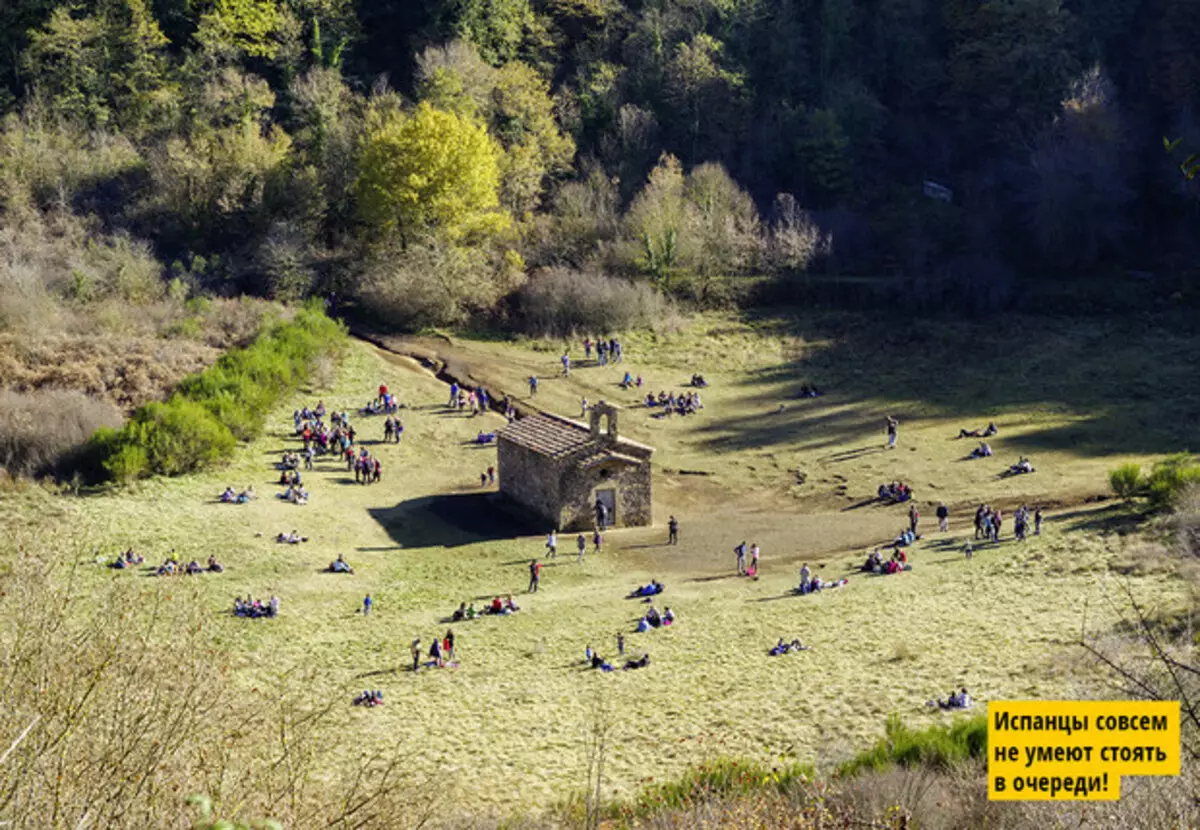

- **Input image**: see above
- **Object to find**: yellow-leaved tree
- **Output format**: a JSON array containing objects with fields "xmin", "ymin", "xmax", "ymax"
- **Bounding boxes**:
[{"xmin": 355, "ymin": 101, "xmax": 508, "ymax": 246}]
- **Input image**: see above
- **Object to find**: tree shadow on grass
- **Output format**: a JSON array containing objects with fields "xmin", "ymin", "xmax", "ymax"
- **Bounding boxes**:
[
  {"xmin": 692, "ymin": 309, "xmax": 1200, "ymax": 457},
  {"xmin": 368, "ymin": 493, "xmax": 540, "ymax": 549}
]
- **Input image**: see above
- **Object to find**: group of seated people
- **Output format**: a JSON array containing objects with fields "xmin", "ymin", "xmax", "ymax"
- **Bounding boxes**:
[
  {"xmin": 890, "ymin": 528, "xmax": 918, "ymax": 548},
  {"xmin": 327, "ymin": 554, "xmax": 354, "ymax": 574},
  {"xmin": 636, "ymin": 606, "xmax": 674, "ymax": 632},
  {"xmin": 233, "ymin": 595, "xmax": 279, "ymax": 618},
  {"xmin": 796, "ymin": 384, "xmax": 823, "ymax": 398},
  {"xmin": 219, "ymin": 486, "xmax": 256, "ymax": 504},
  {"xmin": 451, "ymin": 595, "xmax": 520, "ymax": 621},
  {"xmin": 796, "ymin": 574, "xmax": 847, "ymax": 594},
  {"xmin": 279, "ymin": 485, "xmax": 309, "ymax": 505},
  {"xmin": 619, "ymin": 372, "xmax": 644, "ymax": 389},
  {"xmin": 109, "ymin": 548, "xmax": 145, "ymax": 569},
  {"xmin": 628, "ymin": 579, "xmax": 664, "ymax": 598},
  {"xmin": 587, "ymin": 650, "xmax": 651, "ymax": 672},
  {"xmin": 645, "ymin": 390, "xmax": 703, "ymax": 416},
  {"xmin": 158, "ymin": 555, "xmax": 223, "ymax": 576},
  {"xmin": 768, "ymin": 638, "xmax": 811, "ymax": 656},
  {"xmin": 353, "ymin": 690, "xmax": 385, "ymax": 707},
  {"xmin": 863, "ymin": 547, "xmax": 909, "ymax": 575},
  {"xmin": 958, "ymin": 422, "xmax": 998, "ymax": 439},
  {"xmin": 361, "ymin": 393, "xmax": 399, "ymax": 415},
  {"xmin": 689, "ymin": 374, "xmax": 709, "ymax": 388},
  {"xmin": 877, "ymin": 481, "xmax": 912, "ymax": 503},
  {"xmin": 279, "ymin": 468, "xmax": 303, "ymax": 487},
  {"xmin": 929, "ymin": 687, "xmax": 973, "ymax": 710},
  {"xmin": 276, "ymin": 530, "xmax": 307, "ymax": 544},
  {"xmin": 968, "ymin": 441, "xmax": 993, "ymax": 458},
  {"xmin": 278, "ymin": 451, "xmax": 302, "ymax": 471}
]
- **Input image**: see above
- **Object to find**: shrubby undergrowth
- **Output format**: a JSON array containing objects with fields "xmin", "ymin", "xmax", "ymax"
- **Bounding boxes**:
[{"xmin": 89, "ymin": 304, "xmax": 346, "ymax": 481}]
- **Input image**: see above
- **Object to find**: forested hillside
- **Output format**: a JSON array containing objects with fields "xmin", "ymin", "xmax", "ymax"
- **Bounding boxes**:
[{"xmin": 1, "ymin": 0, "xmax": 1198, "ymax": 331}]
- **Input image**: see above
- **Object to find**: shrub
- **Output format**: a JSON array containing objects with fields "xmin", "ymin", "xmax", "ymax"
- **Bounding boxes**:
[
  {"xmin": 1109, "ymin": 463, "xmax": 1144, "ymax": 501},
  {"xmin": 1146, "ymin": 453, "xmax": 1200, "ymax": 510},
  {"xmin": 515, "ymin": 267, "xmax": 674, "ymax": 336},
  {"xmin": 117, "ymin": 398, "xmax": 237, "ymax": 477},
  {"xmin": 0, "ymin": 389, "xmax": 123, "ymax": 478},
  {"xmin": 94, "ymin": 304, "xmax": 346, "ymax": 481}
]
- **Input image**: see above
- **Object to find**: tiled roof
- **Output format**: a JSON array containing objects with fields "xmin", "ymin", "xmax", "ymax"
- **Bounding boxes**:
[{"xmin": 500, "ymin": 413, "xmax": 596, "ymax": 458}]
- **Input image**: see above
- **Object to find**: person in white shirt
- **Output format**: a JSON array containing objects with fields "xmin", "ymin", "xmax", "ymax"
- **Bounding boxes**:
[{"xmin": 546, "ymin": 530, "xmax": 557, "ymax": 558}]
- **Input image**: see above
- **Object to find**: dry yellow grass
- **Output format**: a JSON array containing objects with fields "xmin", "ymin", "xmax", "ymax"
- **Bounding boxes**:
[{"xmin": 0, "ymin": 310, "xmax": 1193, "ymax": 821}]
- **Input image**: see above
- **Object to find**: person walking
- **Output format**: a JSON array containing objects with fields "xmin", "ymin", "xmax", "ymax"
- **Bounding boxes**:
[
  {"xmin": 529, "ymin": 375, "xmax": 539, "ymax": 397},
  {"xmin": 908, "ymin": 503, "xmax": 920, "ymax": 535},
  {"xmin": 411, "ymin": 638, "xmax": 422, "ymax": 672},
  {"xmin": 576, "ymin": 533, "xmax": 586, "ymax": 563},
  {"xmin": 936, "ymin": 502, "xmax": 949, "ymax": 533},
  {"xmin": 885, "ymin": 416, "xmax": 899, "ymax": 449},
  {"xmin": 561, "ymin": 351, "xmax": 571, "ymax": 377},
  {"xmin": 592, "ymin": 528, "xmax": 602, "ymax": 554},
  {"xmin": 749, "ymin": 543, "xmax": 760, "ymax": 574},
  {"xmin": 735, "ymin": 541, "xmax": 747, "ymax": 575},
  {"xmin": 528, "ymin": 559, "xmax": 542, "ymax": 593},
  {"xmin": 1034, "ymin": 506, "xmax": 1044, "ymax": 536},
  {"xmin": 546, "ymin": 529, "xmax": 558, "ymax": 558},
  {"xmin": 667, "ymin": 515, "xmax": 679, "ymax": 545},
  {"xmin": 363, "ymin": 593, "xmax": 373, "ymax": 617},
  {"xmin": 616, "ymin": 632, "xmax": 625, "ymax": 656}
]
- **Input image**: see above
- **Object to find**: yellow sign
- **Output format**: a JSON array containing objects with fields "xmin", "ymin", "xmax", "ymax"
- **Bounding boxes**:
[{"xmin": 988, "ymin": 701, "xmax": 1180, "ymax": 800}]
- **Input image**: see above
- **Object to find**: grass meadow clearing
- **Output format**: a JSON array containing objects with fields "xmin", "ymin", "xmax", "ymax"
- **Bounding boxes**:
[{"xmin": 1, "ymin": 310, "xmax": 1196, "ymax": 823}]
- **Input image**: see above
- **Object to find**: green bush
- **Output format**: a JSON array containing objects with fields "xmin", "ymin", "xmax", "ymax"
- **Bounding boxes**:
[
  {"xmin": 1146, "ymin": 453, "xmax": 1200, "ymax": 510},
  {"xmin": 836, "ymin": 714, "xmax": 987, "ymax": 777},
  {"xmin": 94, "ymin": 303, "xmax": 346, "ymax": 481},
  {"xmin": 1109, "ymin": 463, "xmax": 1144, "ymax": 500}
]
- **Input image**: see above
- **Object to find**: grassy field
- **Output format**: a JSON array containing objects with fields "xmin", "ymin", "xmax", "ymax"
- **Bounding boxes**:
[{"xmin": 1, "ymin": 309, "xmax": 1195, "ymax": 822}]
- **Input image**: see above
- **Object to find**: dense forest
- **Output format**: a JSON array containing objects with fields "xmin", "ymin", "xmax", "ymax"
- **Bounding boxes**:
[{"xmin": 1, "ymin": 0, "xmax": 1198, "ymax": 331}]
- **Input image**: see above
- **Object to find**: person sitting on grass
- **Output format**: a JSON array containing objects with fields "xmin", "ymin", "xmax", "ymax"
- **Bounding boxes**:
[
  {"xmin": 589, "ymin": 651, "xmax": 615, "ymax": 672},
  {"xmin": 629, "ymin": 579, "xmax": 664, "ymax": 598},
  {"xmin": 475, "ymin": 431, "xmax": 497, "ymax": 445},
  {"xmin": 1008, "ymin": 457, "xmax": 1036, "ymax": 475},
  {"xmin": 862, "ymin": 549, "xmax": 883, "ymax": 572},
  {"xmin": 452, "ymin": 602, "xmax": 467, "ymax": 622},
  {"xmin": 329, "ymin": 554, "xmax": 354, "ymax": 574},
  {"xmin": 207, "ymin": 555, "xmax": 224, "ymax": 573},
  {"xmin": 622, "ymin": 654, "xmax": 651, "ymax": 671},
  {"xmin": 891, "ymin": 528, "xmax": 916, "ymax": 548},
  {"xmin": 645, "ymin": 606, "xmax": 662, "ymax": 628},
  {"xmin": 929, "ymin": 688, "xmax": 973, "ymax": 710},
  {"xmin": 236, "ymin": 486, "xmax": 255, "ymax": 504},
  {"xmin": 184, "ymin": 560, "xmax": 203, "ymax": 575},
  {"xmin": 620, "ymin": 372, "xmax": 634, "ymax": 389},
  {"xmin": 465, "ymin": 602, "xmax": 479, "ymax": 620},
  {"xmin": 503, "ymin": 594, "xmax": 520, "ymax": 613},
  {"xmin": 220, "ymin": 486, "xmax": 236, "ymax": 503},
  {"xmin": 276, "ymin": 530, "xmax": 305, "ymax": 544},
  {"xmin": 490, "ymin": 596, "xmax": 504, "ymax": 615},
  {"xmin": 968, "ymin": 441, "xmax": 993, "ymax": 459},
  {"xmin": 662, "ymin": 607, "xmax": 675, "ymax": 626},
  {"xmin": 156, "ymin": 558, "xmax": 177, "ymax": 576},
  {"xmin": 769, "ymin": 638, "xmax": 810, "ymax": 656},
  {"xmin": 691, "ymin": 374, "xmax": 709, "ymax": 388}
]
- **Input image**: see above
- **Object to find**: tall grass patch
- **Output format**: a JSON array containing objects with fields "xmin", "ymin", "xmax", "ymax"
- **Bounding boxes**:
[
  {"xmin": 0, "ymin": 389, "xmax": 122, "ymax": 478},
  {"xmin": 836, "ymin": 714, "xmax": 987, "ymax": 777},
  {"xmin": 92, "ymin": 304, "xmax": 346, "ymax": 480}
]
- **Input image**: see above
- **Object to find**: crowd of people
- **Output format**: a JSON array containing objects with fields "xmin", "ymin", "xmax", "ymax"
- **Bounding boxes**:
[{"xmin": 411, "ymin": 630, "xmax": 458, "ymax": 670}]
